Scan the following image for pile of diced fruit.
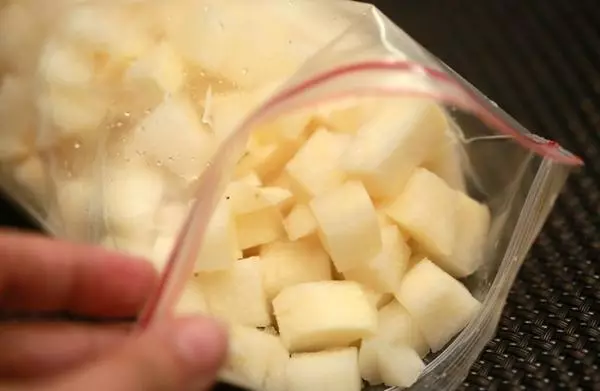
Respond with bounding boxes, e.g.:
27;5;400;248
0;1;491;390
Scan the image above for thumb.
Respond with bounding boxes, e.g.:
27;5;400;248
43;317;228;391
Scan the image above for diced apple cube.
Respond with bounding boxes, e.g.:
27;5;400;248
261;187;294;212
395;259;481;352
41;86;109;139
285;128;350;201
283;204;318;241
378;346;425;388
423;128;466;192
195;198;239;272
260;239;332;300
39;41;94;87
210;89;264;143
359;301;428;386
63;4;151;63
273;281;377;352
344;225;411;293
225;182;293;215
438;192;491;277
386;168;457;260
104;163;164;239
165;0;352;88
310;181;381;272
341;98;448;198
317;98;384;134
251;110;314;146
358;298;429;385
358;338;382;385
225;181;269;215
124;41;185;94
174;282;208;315
238;136;304;182
195;257;270;327
223;325;289;391
235;208;285;250
377;301;429;357
286;348;362;391
130;95;216;182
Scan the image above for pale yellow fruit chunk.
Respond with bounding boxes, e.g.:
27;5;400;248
209;89;266;143
359;300;429;385
344;225;411;293
283;204;318;241
273;281;377;352
395;259;481;352
174;282;208;315
317;98;385;135
260;239;332;300
386;168;458;260
39;41;94;87
423;128;466;191
41;86;109;139
438;191;491;277
104;164;164;239
124;41;185;94
235;208;285;251
225;182;292;216
195;198;239;272
285;128;351;201
166;0;353;88
358;338;382;385
130;95;215;182
377;301;429;356
63;4;151;63
196;257;270;327
341;98;448;199
378;345;425;388
237;108;315;182
310;181;381;272
222;325;289;391
286;348;362;391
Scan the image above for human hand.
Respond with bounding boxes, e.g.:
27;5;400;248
0;231;228;391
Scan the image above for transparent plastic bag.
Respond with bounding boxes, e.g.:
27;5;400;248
0;1;582;390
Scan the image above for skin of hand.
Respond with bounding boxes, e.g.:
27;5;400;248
0;231;228;391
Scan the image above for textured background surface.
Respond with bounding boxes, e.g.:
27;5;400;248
1;1;600;390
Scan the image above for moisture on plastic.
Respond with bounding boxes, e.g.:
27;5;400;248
0;1;581;391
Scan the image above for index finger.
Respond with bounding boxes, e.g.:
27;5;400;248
0;231;158;318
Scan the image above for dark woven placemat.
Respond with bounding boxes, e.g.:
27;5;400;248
1;1;600;390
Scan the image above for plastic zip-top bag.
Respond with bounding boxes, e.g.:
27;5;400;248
0;1;582;390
